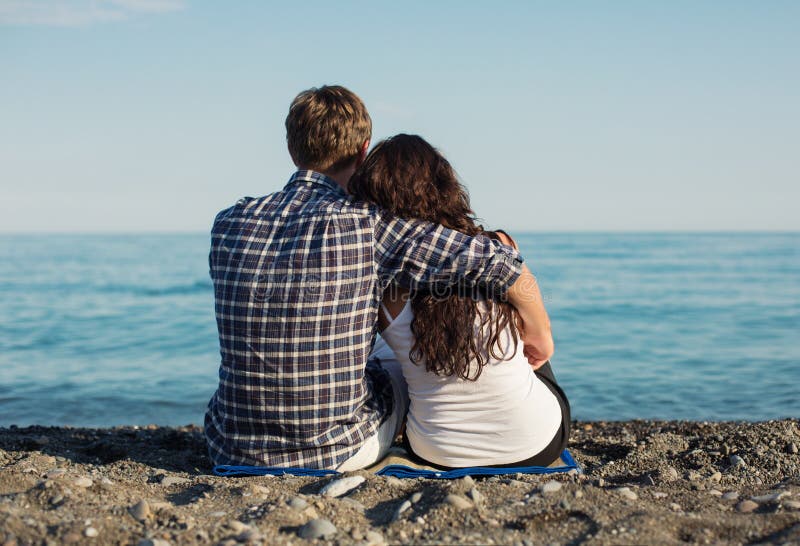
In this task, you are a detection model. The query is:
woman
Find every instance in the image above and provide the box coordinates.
[349,134,571,468]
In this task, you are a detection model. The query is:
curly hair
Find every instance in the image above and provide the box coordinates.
[349,134,519,380]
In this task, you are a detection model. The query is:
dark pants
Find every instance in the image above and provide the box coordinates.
[402,361,572,469]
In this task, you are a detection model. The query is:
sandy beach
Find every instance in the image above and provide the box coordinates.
[1,419,798,545]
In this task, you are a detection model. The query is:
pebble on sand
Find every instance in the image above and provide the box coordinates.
[722,491,739,501]
[137,540,171,546]
[236,527,262,542]
[467,487,483,504]
[730,455,746,467]
[84,527,98,538]
[659,466,679,482]
[159,476,190,487]
[541,480,562,495]
[74,477,93,488]
[444,494,473,510]
[287,496,308,511]
[129,500,151,521]
[365,530,385,545]
[392,500,412,522]
[320,476,365,498]
[736,500,759,513]
[298,518,337,540]
[615,487,638,501]
[751,491,790,504]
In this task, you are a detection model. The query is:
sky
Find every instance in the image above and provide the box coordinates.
[1,1,798,233]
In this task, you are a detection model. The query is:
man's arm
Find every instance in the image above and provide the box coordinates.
[374,212,524,300]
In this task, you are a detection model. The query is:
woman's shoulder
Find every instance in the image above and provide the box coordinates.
[486,229,519,250]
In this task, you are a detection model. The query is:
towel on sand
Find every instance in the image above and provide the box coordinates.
[213,449,579,479]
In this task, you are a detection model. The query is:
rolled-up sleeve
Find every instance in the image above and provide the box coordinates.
[374,213,524,297]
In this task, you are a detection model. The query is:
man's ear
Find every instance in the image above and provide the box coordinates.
[355,139,370,167]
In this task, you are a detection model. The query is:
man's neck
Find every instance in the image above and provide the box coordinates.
[300,165,356,193]
[321,166,356,192]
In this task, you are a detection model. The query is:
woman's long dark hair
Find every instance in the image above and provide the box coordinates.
[349,134,519,380]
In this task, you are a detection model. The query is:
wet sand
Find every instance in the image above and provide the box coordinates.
[1,419,798,545]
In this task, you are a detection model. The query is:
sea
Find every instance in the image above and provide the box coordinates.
[0,233,798,428]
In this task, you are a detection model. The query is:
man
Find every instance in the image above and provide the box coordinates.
[204,85,538,470]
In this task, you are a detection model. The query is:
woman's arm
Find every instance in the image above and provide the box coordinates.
[492,231,554,370]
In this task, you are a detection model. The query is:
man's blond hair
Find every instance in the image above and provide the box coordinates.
[285,85,372,173]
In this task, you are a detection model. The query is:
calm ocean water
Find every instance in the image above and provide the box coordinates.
[0,233,798,427]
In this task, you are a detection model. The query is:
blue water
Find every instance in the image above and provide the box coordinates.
[0,233,798,427]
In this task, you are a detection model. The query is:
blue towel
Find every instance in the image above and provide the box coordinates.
[213,449,579,478]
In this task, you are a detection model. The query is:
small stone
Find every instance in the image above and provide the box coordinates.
[129,500,151,521]
[74,477,93,488]
[392,500,412,521]
[365,530,384,545]
[410,492,423,504]
[670,503,682,512]
[444,494,473,510]
[722,491,739,500]
[788,442,798,454]
[351,529,364,541]
[736,500,759,513]
[137,540,171,546]
[339,497,366,512]
[659,467,679,482]
[752,491,790,504]
[574,490,584,499]
[287,496,308,511]
[298,518,337,540]
[227,521,248,534]
[708,472,722,483]
[541,480,562,495]
[84,527,98,538]
[652,492,668,499]
[45,469,66,479]
[207,511,226,517]
[62,533,81,544]
[709,489,723,497]
[236,527,262,542]
[687,471,701,482]
[383,477,404,488]
[320,475,365,498]
[596,478,606,487]
[467,487,483,504]
[783,500,800,511]
[615,487,638,501]
[160,476,190,487]
[460,475,475,488]
[730,455,746,467]
[49,495,64,506]
[560,499,571,510]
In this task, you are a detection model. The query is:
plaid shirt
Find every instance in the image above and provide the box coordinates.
[204,170,523,469]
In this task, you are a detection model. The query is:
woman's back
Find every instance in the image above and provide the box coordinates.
[378,300,561,468]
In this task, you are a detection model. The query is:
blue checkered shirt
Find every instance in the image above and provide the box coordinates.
[204,170,523,469]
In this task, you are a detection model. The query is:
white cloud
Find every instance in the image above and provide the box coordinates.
[0,0,185,27]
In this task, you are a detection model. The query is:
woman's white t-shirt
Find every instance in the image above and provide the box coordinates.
[377,301,562,467]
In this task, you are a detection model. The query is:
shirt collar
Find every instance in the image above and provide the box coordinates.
[287,170,348,197]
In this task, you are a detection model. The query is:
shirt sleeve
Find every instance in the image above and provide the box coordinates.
[373,212,524,297]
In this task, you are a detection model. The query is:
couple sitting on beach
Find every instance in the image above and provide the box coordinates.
[204,85,571,471]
